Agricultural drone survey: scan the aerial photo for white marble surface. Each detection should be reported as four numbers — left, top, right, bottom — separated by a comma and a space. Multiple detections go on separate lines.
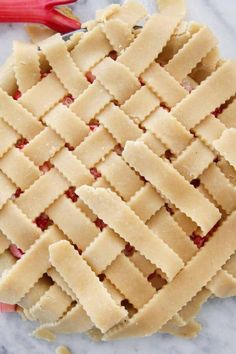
0, 1, 236, 353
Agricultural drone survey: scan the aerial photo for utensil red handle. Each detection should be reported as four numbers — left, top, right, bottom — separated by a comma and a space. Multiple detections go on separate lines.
0, 0, 81, 33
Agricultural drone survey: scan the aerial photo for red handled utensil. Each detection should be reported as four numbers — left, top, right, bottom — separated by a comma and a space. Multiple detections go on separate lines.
0, 0, 81, 33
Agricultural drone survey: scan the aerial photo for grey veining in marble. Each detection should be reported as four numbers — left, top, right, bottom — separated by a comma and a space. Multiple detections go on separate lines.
0, 1, 236, 354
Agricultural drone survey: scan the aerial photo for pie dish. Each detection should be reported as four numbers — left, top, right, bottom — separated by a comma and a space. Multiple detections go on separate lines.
0, 0, 236, 347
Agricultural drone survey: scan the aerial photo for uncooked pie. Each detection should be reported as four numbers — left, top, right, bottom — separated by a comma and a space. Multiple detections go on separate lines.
0, 0, 236, 346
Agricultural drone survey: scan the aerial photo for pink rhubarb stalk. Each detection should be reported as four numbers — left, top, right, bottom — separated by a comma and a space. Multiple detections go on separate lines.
0, 0, 81, 33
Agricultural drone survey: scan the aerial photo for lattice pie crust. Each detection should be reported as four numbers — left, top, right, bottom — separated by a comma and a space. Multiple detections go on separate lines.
0, 0, 236, 343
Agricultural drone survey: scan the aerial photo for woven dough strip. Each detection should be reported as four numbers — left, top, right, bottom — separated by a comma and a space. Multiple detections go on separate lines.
49, 240, 127, 333
123, 141, 221, 233
172, 61, 236, 129
165, 26, 217, 82
0, 226, 63, 304
213, 129, 236, 170
0, 119, 19, 159
105, 211, 236, 340
13, 41, 41, 94
40, 34, 88, 98
77, 186, 184, 281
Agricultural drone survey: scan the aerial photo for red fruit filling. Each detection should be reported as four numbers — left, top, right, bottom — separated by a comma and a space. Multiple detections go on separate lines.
65, 187, 78, 203
13, 90, 22, 100
90, 167, 102, 180
181, 79, 194, 93
41, 71, 50, 79
165, 149, 174, 161
89, 119, 100, 131
15, 138, 28, 149
35, 213, 52, 231
0, 303, 16, 313
160, 103, 171, 112
139, 77, 145, 86
95, 218, 107, 231
74, 245, 82, 255
190, 178, 201, 188
13, 188, 23, 199
9, 244, 24, 259
39, 161, 53, 173
98, 274, 106, 282
212, 106, 224, 118
114, 144, 124, 156
65, 143, 75, 151
124, 243, 135, 257
62, 94, 74, 106
191, 234, 208, 249
85, 71, 96, 83
109, 51, 118, 61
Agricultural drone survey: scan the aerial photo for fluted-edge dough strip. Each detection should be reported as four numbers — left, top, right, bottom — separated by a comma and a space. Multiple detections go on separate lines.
166, 26, 217, 82
105, 254, 156, 309
172, 61, 236, 130
29, 283, 72, 323
201, 164, 236, 214
71, 26, 112, 74
52, 149, 93, 188
0, 171, 16, 210
0, 232, 10, 256
110, 0, 147, 27
16, 169, 69, 220
47, 268, 76, 300
104, 211, 236, 340
121, 86, 160, 124
97, 152, 144, 201
13, 41, 41, 93
0, 226, 63, 304
0, 55, 17, 95
218, 99, 236, 128
74, 127, 116, 169
97, 103, 142, 145
144, 107, 192, 155
128, 183, 165, 223
138, 131, 166, 156
218, 160, 236, 186
123, 142, 221, 234
173, 139, 215, 181
19, 73, 67, 118
148, 207, 197, 263
118, 14, 180, 76
0, 119, 19, 159
83, 229, 125, 275
0, 87, 43, 140
43, 104, 90, 148
0, 147, 41, 190
194, 115, 226, 148
157, 0, 186, 18
102, 20, 134, 54
213, 129, 236, 170
0, 251, 16, 277
19, 276, 52, 309
207, 270, 236, 298
49, 240, 127, 333
47, 195, 99, 251
0, 201, 41, 251
70, 81, 112, 124
93, 57, 141, 105
77, 186, 184, 281
23, 127, 64, 166
40, 34, 88, 98
173, 210, 198, 236
38, 303, 93, 334
141, 62, 187, 108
